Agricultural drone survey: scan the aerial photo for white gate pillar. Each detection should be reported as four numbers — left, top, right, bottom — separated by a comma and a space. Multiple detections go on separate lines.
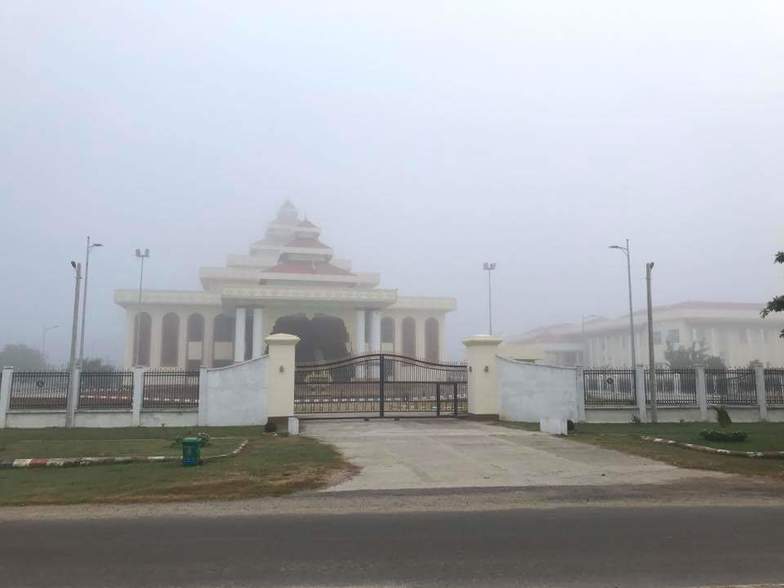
265, 333, 300, 418
252, 308, 264, 358
0, 367, 13, 429
756, 366, 767, 421
234, 307, 247, 363
463, 336, 503, 417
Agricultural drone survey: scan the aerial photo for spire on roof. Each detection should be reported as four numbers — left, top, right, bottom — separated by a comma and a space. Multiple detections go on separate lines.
276, 200, 298, 224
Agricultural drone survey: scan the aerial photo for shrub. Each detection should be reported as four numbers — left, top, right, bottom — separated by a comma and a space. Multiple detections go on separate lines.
567, 420, 575, 432
631, 415, 641, 425
264, 421, 278, 433
699, 429, 748, 443
712, 406, 732, 428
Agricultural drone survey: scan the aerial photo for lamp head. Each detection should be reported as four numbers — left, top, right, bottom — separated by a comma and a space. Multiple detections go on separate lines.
483, 262, 496, 271
70, 260, 76, 269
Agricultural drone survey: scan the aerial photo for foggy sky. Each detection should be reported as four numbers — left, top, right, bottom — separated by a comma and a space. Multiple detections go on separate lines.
1, 1, 783, 364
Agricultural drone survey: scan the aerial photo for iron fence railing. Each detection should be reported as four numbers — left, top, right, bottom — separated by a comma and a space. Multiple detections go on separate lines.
705, 369, 757, 406
142, 370, 200, 409
644, 369, 697, 406
583, 369, 636, 407
9, 371, 70, 410
78, 371, 134, 410
765, 369, 784, 406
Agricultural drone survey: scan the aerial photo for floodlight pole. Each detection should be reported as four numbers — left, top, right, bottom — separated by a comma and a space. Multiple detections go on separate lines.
133, 248, 150, 366
609, 240, 637, 371
483, 262, 496, 335
646, 262, 658, 423
78, 236, 103, 369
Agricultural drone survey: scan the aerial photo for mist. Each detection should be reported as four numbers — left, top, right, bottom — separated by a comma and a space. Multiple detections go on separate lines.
1, 0, 782, 364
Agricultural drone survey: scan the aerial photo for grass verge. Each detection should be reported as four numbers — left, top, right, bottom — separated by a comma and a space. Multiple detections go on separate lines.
0, 427, 353, 506
499, 421, 784, 480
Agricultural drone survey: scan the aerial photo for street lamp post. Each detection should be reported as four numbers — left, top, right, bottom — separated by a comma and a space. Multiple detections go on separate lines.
483, 262, 496, 336
41, 324, 59, 366
133, 248, 150, 366
67, 262, 82, 370
646, 262, 658, 423
608, 239, 637, 371
77, 236, 103, 369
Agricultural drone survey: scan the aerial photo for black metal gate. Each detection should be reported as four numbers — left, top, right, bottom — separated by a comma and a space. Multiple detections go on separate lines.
294, 353, 468, 418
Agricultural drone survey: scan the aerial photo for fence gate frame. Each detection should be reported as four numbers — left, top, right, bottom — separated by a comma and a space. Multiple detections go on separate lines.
294, 353, 468, 418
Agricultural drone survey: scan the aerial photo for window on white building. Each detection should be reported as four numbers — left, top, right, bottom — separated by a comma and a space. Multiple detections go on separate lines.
666, 329, 680, 345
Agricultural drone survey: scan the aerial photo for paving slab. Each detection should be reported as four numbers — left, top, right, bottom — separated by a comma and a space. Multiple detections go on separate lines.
302, 418, 726, 491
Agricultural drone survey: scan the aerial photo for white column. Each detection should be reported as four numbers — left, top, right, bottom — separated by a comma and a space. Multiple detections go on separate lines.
369, 310, 381, 353
149, 311, 162, 368
177, 312, 188, 368
438, 317, 447, 362
415, 317, 426, 359
234, 307, 247, 363
252, 308, 264, 358
354, 309, 366, 355
203, 313, 215, 368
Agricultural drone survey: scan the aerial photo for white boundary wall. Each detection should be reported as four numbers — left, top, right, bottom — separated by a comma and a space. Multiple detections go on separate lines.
199, 356, 268, 426
497, 357, 579, 423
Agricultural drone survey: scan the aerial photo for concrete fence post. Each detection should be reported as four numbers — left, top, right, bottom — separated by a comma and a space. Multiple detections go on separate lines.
65, 367, 80, 428
755, 366, 767, 421
695, 366, 709, 421
634, 365, 647, 423
575, 365, 586, 422
197, 366, 209, 427
0, 367, 13, 429
463, 336, 503, 418
265, 333, 300, 423
131, 367, 145, 426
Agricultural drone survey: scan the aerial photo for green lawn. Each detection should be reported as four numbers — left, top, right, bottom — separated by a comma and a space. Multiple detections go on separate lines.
0, 427, 352, 506
499, 421, 784, 479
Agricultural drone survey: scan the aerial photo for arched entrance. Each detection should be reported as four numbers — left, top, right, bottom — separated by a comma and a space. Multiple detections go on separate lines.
270, 313, 349, 363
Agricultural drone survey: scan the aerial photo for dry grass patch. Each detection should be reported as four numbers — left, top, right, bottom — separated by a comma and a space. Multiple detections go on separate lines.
0, 433, 353, 506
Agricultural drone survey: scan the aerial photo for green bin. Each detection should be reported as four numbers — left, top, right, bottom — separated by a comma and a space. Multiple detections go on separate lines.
182, 437, 201, 467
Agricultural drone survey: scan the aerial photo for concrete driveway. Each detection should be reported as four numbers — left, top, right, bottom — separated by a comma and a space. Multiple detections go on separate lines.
302, 418, 724, 491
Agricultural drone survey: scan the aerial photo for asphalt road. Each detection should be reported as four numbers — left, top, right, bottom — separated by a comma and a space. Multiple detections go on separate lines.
2, 506, 783, 587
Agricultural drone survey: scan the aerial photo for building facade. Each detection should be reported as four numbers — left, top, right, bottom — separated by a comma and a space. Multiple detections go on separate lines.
501, 301, 784, 368
115, 202, 455, 368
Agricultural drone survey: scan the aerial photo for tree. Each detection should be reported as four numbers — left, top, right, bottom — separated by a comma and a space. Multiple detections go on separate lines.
0, 344, 47, 370
81, 357, 117, 371
761, 251, 784, 338
664, 342, 726, 369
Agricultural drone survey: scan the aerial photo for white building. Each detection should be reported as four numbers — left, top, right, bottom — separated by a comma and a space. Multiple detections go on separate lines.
115, 201, 455, 368
501, 301, 784, 368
